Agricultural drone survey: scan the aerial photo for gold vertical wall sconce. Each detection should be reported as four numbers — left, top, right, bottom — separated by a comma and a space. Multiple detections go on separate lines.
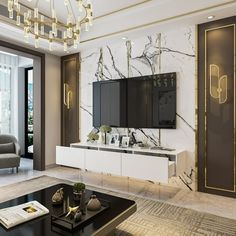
64, 83, 72, 109
209, 64, 228, 104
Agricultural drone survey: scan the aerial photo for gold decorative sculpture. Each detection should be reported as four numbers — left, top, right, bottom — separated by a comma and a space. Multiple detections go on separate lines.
209, 64, 228, 104
66, 206, 79, 218
52, 188, 64, 205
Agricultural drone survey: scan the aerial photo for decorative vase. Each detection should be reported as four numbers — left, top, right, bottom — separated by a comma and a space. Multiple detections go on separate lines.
74, 210, 82, 222
98, 132, 103, 144
73, 191, 82, 202
87, 195, 101, 211
104, 132, 107, 144
80, 191, 87, 215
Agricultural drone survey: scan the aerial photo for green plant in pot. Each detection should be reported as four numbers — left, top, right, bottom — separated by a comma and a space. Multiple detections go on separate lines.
100, 125, 112, 144
87, 132, 99, 143
73, 182, 86, 201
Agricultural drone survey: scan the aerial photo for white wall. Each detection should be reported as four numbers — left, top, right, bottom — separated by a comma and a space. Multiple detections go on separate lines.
17, 67, 25, 154
45, 53, 61, 167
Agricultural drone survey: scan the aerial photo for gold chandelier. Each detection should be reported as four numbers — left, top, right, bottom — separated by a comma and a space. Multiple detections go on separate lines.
7, 0, 93, 51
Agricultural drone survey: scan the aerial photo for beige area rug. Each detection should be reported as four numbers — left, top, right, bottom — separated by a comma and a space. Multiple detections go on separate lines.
0, 175, 236, 236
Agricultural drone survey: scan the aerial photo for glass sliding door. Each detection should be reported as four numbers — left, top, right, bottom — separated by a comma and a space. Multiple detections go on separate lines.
0, 66, 11, 134
25, 67, 33, 158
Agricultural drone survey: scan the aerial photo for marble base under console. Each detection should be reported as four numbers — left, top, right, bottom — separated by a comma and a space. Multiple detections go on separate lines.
56, 143, 187, 184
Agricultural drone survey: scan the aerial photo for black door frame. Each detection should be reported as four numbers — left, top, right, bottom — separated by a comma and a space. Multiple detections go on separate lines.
0, 40, 45, 171
25, 67, 33, 159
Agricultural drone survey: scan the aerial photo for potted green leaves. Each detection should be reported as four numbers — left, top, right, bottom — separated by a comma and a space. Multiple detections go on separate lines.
100, 125, 112, 144
73, 182, 86, 201
87, 132, 99, 143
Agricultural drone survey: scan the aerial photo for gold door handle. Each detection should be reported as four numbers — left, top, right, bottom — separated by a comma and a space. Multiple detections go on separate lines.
64, 83, 72, 109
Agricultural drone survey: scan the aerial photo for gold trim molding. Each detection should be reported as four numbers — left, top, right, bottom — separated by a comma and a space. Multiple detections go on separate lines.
94, 0, 152, 20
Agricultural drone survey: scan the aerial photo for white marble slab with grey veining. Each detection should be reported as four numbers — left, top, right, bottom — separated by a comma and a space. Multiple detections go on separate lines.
80, 26, 196, 190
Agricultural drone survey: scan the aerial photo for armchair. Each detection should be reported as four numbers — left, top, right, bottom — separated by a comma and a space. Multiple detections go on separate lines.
0, 135, 21, 173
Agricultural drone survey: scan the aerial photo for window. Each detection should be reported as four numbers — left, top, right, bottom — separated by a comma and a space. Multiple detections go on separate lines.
0, 66, 12, 134
25, 67, 34, 157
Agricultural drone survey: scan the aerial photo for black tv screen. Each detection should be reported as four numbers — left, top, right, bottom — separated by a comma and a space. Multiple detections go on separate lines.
152, 73, 176, 128
158, 90, 176, 127
93, 72, 176, 129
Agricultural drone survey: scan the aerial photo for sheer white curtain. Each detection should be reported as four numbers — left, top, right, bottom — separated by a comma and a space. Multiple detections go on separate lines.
0, 53, 18, 135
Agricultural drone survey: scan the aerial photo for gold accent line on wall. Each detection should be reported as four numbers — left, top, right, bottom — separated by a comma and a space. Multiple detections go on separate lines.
126, 40, 132, 78
195, 25, 198, 191
80, 1, 236, 44
204, 24, 236, 193
94, 0, 152, 20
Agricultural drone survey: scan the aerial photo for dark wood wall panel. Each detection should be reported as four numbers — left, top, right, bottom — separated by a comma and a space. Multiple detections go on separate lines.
61, 54, 80, 147
198, 16, 236, 198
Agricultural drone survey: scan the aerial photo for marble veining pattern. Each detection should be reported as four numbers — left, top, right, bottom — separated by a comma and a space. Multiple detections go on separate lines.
80, 26, 196, 190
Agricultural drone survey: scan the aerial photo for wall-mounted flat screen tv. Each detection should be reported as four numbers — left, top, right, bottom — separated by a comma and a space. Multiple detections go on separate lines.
93, 72, 176, 129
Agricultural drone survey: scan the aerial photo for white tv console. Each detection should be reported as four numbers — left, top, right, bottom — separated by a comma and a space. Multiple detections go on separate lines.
56, 143, 187, 183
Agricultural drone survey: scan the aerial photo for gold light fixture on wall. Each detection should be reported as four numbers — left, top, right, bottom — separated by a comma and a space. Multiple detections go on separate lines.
64, 83, 72, 109
7, 0, 93, 51
209, 64, 228, 104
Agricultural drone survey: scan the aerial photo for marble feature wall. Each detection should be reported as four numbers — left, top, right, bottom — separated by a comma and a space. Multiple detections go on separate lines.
80, 26, 196, 190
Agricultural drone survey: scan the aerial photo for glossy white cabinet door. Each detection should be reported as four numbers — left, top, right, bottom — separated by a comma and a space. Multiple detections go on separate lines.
122, 153, 173, 183
56, 146, 85, 169
85, 150, 122, 175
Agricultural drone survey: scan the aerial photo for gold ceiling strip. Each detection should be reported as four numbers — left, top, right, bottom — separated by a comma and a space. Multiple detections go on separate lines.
94, 0, 152, 20
80, 0, 236, 44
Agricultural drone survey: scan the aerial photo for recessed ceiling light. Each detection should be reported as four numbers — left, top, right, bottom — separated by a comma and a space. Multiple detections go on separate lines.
122, 37, 128, 40
207, 15, 215, 20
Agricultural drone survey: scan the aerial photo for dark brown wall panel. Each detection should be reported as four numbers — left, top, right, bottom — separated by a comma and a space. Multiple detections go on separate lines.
61, 54, 80, 147
198, 16, 236, 198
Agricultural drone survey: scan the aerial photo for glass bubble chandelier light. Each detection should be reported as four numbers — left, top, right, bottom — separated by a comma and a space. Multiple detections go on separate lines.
7, 0, 93, 51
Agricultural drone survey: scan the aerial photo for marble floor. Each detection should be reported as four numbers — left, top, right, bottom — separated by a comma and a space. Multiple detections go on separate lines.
0, 158, 236, 221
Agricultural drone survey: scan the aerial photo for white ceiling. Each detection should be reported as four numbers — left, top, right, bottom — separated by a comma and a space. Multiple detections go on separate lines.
18, 0, 153, 21
0, 0, 236, 56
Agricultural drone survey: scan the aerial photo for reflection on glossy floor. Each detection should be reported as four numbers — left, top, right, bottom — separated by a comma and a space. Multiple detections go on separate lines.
0, 158, 236, 220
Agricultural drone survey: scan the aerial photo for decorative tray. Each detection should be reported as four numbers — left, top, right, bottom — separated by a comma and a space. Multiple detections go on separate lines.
51, 199, 110, 231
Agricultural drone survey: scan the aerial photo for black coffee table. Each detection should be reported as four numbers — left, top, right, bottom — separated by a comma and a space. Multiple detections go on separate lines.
0, 184, 136, 236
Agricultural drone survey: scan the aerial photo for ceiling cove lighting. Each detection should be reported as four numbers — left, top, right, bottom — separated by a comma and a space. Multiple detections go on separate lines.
7, 0, 93, 52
